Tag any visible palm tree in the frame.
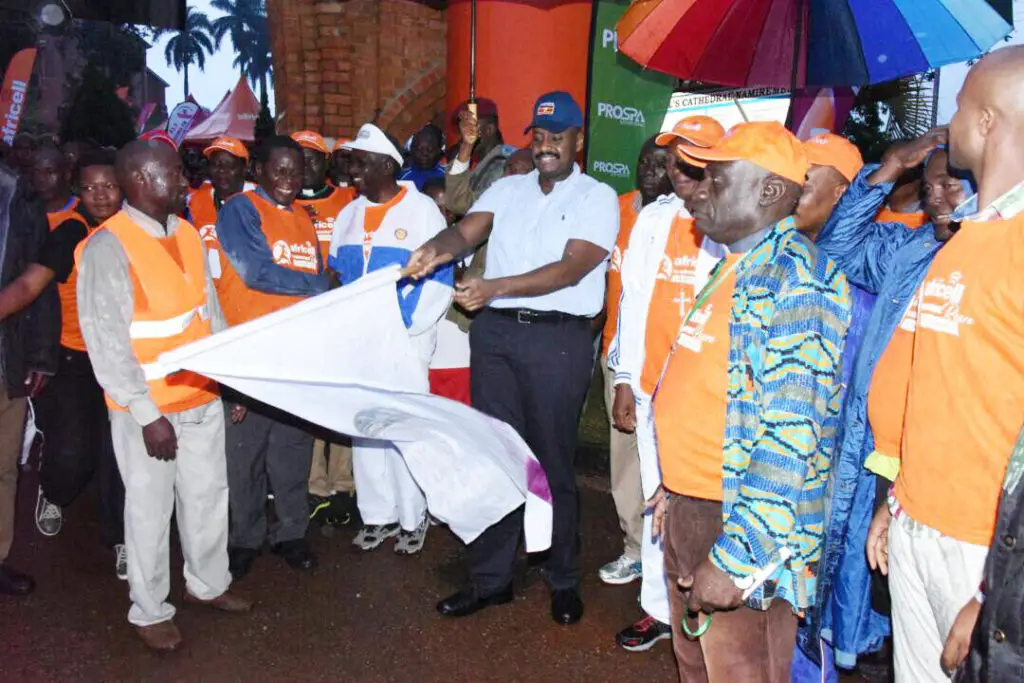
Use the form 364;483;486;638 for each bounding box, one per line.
154;7;216;99
210;0;274;98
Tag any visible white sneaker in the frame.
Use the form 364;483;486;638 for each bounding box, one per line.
394;518;428;555
114;544;128;581
352;523;400;551
34;487;62;537
598;554;642;585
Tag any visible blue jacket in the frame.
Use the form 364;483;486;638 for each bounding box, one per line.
797;166;946;668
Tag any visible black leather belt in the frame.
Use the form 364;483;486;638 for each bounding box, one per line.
489;307;592;324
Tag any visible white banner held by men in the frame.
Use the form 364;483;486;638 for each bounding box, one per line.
156;266;552;551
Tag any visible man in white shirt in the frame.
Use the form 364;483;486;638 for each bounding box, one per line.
406;91;619;626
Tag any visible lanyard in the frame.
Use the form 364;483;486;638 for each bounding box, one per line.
676;254;743;338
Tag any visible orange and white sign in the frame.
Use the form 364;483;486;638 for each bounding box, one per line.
0;49;37;146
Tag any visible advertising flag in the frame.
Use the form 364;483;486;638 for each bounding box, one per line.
0;49;38;146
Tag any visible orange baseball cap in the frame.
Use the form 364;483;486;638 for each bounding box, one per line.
291;130;329;154
332;138;352;152
203;136;249;161
802;133;863;183
655;116;726;168
676;121;809;185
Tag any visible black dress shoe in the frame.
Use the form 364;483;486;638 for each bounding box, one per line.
436;586;514;618
271;539;317;571
550;588;583;625
228;547;260;580
0;564;36;596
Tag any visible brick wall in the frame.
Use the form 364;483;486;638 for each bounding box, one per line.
266;0;447;144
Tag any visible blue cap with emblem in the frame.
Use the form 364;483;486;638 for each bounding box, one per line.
524;91;584;134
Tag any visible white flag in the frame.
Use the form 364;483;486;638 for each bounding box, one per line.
157;266;552;551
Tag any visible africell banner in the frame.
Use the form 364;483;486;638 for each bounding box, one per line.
1;49;38;146
585;0;674;195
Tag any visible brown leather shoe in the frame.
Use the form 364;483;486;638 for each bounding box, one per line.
135;620;182;651
184;589;253;613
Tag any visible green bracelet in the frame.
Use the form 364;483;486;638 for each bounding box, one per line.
681;612;712;639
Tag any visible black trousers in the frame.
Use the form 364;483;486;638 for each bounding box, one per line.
37;346;125;547
467;309;594;594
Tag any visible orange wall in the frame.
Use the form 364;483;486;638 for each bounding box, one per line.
446;0;593;147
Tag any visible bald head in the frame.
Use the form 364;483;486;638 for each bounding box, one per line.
115;140;189;220
949;45;1024;180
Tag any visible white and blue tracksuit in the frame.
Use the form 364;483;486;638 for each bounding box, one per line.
329;182;454;531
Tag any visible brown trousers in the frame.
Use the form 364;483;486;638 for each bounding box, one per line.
308;437;354;497
0;386;27;563
663;494;797;683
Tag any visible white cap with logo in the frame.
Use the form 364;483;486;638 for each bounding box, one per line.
341;123;405;167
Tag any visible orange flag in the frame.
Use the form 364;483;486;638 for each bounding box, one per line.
0;48;37;146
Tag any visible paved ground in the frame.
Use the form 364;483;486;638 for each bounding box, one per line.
1;467;870;683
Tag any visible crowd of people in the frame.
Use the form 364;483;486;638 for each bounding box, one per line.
0;43;1021;683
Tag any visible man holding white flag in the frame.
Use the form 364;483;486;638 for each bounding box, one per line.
406;91;619;626
76;141;249;652
330;123;454;555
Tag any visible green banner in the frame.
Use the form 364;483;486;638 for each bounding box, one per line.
585;0;676;194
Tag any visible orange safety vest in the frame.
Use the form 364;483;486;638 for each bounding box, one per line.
296;185;356;264
74;210;219;413
212;190;321;327
47;199;92;352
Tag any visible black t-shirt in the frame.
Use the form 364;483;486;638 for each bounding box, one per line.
38;213;92;283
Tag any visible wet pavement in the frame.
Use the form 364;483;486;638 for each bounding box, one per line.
0;469;868;683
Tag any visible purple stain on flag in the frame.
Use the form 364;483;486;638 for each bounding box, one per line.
527;457;552;504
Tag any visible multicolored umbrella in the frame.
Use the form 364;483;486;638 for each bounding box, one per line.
617;0;1013;88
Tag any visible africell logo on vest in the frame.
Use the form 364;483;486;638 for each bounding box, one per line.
271;240;318;271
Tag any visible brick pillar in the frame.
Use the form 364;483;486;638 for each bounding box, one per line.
266;0;447;142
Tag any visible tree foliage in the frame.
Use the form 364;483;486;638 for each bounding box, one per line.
254;87;275;145
153;7;216;99
210;0;274;98
60;64;137;148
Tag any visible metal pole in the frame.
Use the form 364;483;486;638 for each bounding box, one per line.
469;0;477;109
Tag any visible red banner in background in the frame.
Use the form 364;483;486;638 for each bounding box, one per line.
1;48;38;146
788;87;857;140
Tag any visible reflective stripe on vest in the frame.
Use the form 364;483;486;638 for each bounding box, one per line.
128;304;209;340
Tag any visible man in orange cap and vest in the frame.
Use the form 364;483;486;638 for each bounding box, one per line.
187;136;254;282
76;140;250;652
290;131;359;531
605;115;727;652
212;135;329;578
330;138;354;189
292;130;357;265
647;121;850;681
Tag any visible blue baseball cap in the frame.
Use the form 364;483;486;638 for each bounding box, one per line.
524;91;584;134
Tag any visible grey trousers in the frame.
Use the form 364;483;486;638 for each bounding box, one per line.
225;400;314;549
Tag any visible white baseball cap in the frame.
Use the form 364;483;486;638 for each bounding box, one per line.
342;123;404;167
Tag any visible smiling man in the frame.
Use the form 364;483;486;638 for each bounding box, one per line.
405;91;619;626
292;130;356;264
646;122;850;682
329;123;453;556
213;135;329;579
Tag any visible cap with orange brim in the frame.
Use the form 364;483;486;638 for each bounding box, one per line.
675;121;809;185
291;130;329;154
655;116;726;168
203;136;250;161
802;132;863;183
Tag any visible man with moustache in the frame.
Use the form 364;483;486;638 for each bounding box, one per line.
604;116;726;651
76;141;249;651
406;91;619;626
648;122;850;681
213;135;329;578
